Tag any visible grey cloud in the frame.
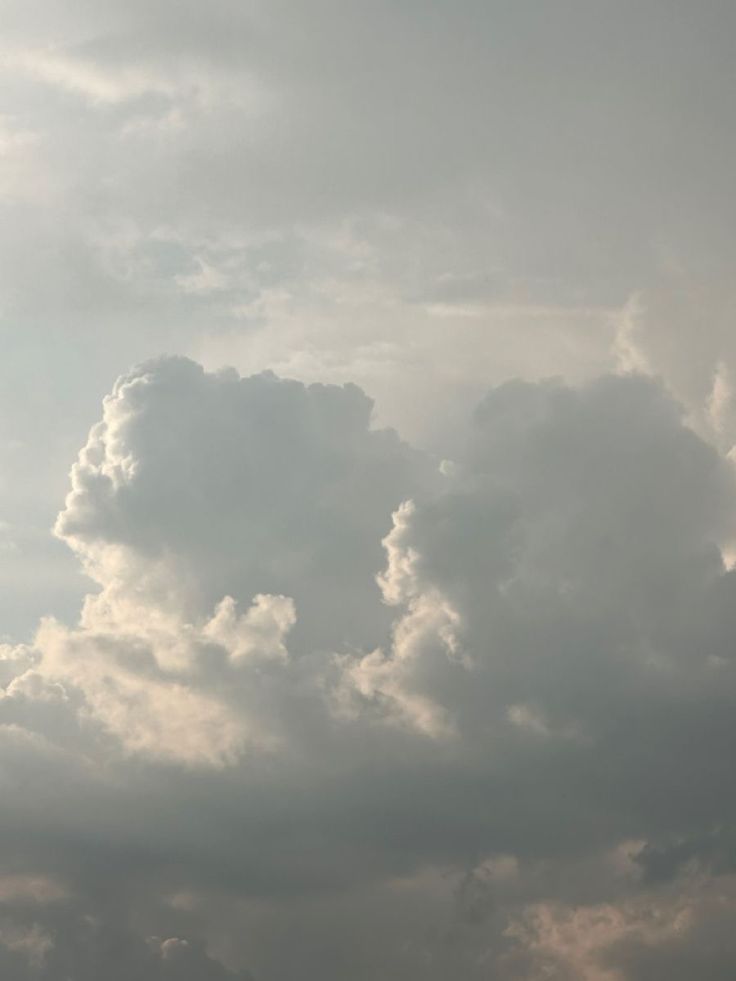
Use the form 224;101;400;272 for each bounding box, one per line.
3;3;736;973
11;0;736;640
339;375;736;849
4;356;427;763
504;873;736;981
56;355;426;652
0;903;250;981
0;359;734;976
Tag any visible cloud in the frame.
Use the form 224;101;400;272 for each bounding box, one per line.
339;376;736;769
614;275;736;457
55;356;424;648
503;872;736;981
5;358;736;975
15;356;423;765
3;2;736;974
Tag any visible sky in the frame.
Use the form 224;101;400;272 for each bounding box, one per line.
1;1;736;978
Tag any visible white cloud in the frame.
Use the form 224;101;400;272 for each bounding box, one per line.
20;357;425;765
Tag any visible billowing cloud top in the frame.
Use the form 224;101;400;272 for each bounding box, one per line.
1;356;736;978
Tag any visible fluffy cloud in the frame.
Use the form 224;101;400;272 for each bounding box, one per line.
0;358;735;977
16;357;422;764
340;376;736;760
55;356;423;642
7;0;736;655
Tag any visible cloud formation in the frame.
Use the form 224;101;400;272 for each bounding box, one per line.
6;0;736;652
3;2;736;975
0;357;735;977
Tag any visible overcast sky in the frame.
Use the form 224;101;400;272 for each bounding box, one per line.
2;2;736;978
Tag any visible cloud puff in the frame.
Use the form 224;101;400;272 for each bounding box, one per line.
56;356;424;646
340;376;736;758
17;357;421;764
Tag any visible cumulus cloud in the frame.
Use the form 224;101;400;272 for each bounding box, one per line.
55;356;424;643
0;357;734;977
10;356;421;765
339;375;736;766
8;0;736;656
3;2;736;975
